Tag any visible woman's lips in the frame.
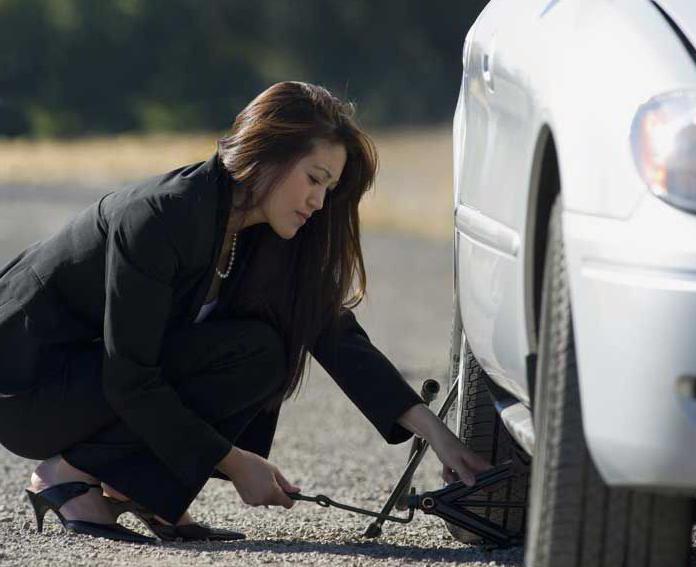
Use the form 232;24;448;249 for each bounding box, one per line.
296;211;309;223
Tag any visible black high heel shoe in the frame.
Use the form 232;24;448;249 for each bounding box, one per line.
25;481;156;544
104;496;246;542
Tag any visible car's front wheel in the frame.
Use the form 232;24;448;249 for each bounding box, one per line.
525;196;694;567
445;333;530;544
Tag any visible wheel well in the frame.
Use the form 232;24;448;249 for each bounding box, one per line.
524;128;560;405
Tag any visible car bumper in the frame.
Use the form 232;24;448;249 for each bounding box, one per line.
564;192;696;493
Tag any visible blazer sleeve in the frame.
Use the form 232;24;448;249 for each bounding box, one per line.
101;197;232;488
310;308;424;444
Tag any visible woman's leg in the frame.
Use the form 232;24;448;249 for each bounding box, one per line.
0;318;287;525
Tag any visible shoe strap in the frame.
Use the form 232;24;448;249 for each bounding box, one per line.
37;481;102;509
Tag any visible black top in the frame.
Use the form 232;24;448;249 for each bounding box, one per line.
0;153;424;488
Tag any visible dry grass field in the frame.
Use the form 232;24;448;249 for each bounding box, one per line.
0;126;454;240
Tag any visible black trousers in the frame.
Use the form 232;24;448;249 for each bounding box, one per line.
0;318;286;524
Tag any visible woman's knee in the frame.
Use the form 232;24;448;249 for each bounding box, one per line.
173;320;287;422
0;417;62;461
243;320;286;394
163;318;286;384
191;319;287;397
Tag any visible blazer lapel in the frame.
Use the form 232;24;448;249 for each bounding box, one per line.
214;224;263;316
185;154;233;324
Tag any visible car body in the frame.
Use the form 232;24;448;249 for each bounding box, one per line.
452;0;696;492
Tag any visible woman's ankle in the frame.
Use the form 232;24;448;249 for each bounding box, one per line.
32;455;99;487
101;482;130;502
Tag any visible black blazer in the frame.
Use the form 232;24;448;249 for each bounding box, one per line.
0;153;423;488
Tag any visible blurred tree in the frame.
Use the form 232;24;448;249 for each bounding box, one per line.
0;0;487;137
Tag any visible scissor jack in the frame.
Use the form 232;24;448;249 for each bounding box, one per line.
286;376;526;549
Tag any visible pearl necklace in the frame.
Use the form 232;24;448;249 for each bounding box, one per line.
215;233;238;279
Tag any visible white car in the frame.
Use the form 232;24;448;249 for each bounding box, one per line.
446;0;696;565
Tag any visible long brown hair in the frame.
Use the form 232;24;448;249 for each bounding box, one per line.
217;81;378;408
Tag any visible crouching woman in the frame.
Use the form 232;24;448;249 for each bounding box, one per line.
0;81;490;544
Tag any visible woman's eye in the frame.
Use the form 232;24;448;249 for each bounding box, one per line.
308;175;320;185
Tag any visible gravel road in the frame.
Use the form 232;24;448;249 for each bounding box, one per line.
0;185;524;566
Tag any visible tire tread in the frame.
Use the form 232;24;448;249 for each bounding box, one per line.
525;198;693;567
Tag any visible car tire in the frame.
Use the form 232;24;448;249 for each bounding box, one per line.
445;337;530;544
525;196;694;567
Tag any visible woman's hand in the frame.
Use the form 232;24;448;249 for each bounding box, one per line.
430;424;492;485
397;403;492;486
217;447;301;509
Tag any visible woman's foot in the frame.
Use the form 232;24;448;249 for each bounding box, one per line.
101;482;195;526
28;455;117;525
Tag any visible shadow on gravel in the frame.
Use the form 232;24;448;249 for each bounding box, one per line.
162;539;524;564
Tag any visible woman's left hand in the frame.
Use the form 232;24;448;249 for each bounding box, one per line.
428;423;492;486
398;403;492;486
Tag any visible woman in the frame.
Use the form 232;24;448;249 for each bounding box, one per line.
0;81;490;544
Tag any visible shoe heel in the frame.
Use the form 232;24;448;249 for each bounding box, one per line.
25;489;49;533
24;481;100;534
24;482;155;544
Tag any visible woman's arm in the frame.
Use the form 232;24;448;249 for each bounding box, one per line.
312;310;491;484
311;308;491;484
310;308;425;445
397;403;491;485
396;402;442;440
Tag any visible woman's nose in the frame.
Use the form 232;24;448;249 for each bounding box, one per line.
307;187;326;211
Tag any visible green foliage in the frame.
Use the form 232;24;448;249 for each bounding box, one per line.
0;0;487;137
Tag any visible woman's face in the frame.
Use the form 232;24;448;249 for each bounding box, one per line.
260;139;347;239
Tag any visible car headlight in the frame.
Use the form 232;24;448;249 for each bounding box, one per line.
630;90;696;212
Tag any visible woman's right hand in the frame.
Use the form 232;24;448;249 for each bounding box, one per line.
217;446;300;509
